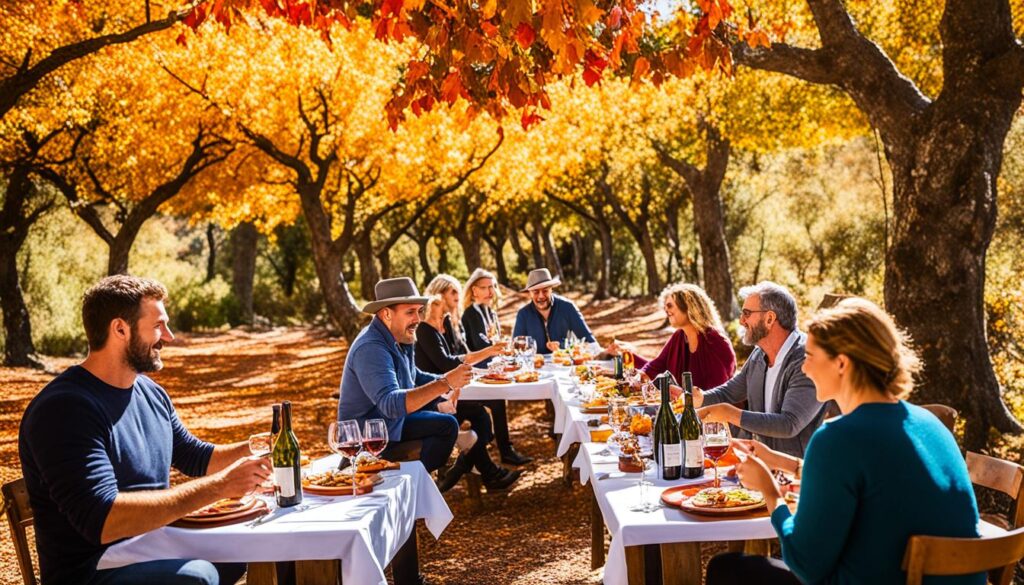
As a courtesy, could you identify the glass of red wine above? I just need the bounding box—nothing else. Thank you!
[329,420,363,496]
[363,419,388,459]
[703,421,731,488]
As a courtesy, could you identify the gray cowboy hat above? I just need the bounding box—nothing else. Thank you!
[362,277,430,314]
[521,268,562,292]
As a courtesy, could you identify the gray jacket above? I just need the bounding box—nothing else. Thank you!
[702,331,833,457]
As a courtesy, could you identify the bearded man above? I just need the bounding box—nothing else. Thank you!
[688,281,832,457]
[19,275,270,585]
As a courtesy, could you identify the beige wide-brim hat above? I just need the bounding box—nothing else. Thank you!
[362,277,430,314]
[521,268,562,292]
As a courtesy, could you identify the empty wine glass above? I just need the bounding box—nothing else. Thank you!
[248,432,272,457]
[363,419,388,459]
[329,420,363,496]
[703,421,732,488]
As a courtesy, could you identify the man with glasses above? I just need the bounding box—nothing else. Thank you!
[687,281,832,457]
[512,268,595,354]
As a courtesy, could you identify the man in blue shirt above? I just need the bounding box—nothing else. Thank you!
[18,276,270,585]
[512,268,596,354]
[337,277,472,473]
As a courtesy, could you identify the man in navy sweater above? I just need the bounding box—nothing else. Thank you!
[18,276,270,585]
[512,268,595,354]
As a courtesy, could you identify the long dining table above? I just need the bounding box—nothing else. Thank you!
[97,458,452,585]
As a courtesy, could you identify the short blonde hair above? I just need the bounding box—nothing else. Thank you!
[462,268,500,312]
[807,297,921,399]
[658,282,725,335]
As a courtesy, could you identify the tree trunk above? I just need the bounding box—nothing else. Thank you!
[483,231,509,284]
[378,248,393,280]
[354,235,381,301]
[456,231,483,272]
[524,222,545,268]
[0,243,40,367]
[537,219,563,279]
[231,221,258,325]
[885,103,1021,449]
[205,223,217,283]
[570,233,582,280]
[595,225,611,300]
[579,232,595,284]
[508,226,530,273]
[437,238,449,274]
[107,229,138,276]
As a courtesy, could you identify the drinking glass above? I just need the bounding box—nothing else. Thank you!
[248,432,272,457]
[329,420,363,496]
[608,396,630,431]
[703,421,732,488]
[630,436,657,513]
[363,419,388,458]
[521,337,537,370]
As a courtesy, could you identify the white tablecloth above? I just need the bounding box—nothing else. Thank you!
[575,442,777,585]
[461,369,568,431]
[554,382,602,457]
[98,458,452,585]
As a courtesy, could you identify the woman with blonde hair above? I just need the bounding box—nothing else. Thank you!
[707,298,982,585]
[424,274,471,355]
[457,268,532,465]
[415,293,521,492]
[609,282,735,389]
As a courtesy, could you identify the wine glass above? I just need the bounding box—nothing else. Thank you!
[329,420,363,496]
[248,432,272,457]
[703,421,732,488]
[363,419,388,459]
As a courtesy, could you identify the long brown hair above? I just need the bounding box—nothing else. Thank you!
[807,297,921,399]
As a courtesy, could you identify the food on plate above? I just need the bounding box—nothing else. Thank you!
[582,396,608,410]
[501,362,520,373]
[533,355,546,369]
[354,453,397,473]
[480,372,512,384]
[689,487,764,509]
[513,371,540,383]
[629,413,653,436]
[552,350,573,366]
[189,497,253,517]
[303,470,377,488]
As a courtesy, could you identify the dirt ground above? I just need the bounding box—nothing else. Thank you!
[0,291,673,585]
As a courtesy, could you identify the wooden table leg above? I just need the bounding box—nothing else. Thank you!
[562,442,580,486]
[590,484,606,569]
[295,560,341,585]
[661,542,702,585]
[247,562,279,585]
[625,545,646,585]
[744,538,773,556]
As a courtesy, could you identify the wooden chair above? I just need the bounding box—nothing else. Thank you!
[968,451,1024,530]
[2,478,38,585]
[903,526,1024,585]
[921,403,959,433]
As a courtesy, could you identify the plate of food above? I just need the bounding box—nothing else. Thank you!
[580,396,609,413]
[302,470,383,495]
[662,486,766,515]
[353,453,401,474]
[478,372,512,384]
[513,371,541,383]
[174,496,268,527]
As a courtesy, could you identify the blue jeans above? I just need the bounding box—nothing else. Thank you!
[384,410,458,472]
[90,559,246,585]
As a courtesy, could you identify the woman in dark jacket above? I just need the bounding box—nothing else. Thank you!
[456,269,533,466]
[417,280,522,491]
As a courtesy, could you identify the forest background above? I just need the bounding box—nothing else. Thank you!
[2,0,1024,455]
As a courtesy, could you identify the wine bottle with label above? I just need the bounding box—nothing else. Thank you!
[653,372,682,480]
[272,401,303,507]
[680,372,704,479]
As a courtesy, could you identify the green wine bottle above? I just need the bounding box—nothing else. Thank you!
[680,372,704,479]
[272,401,303,507]
[653,372,682,480]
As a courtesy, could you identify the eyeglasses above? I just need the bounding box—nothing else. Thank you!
[740,308,768,319]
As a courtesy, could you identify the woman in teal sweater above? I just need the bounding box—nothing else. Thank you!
[707,298,983,585]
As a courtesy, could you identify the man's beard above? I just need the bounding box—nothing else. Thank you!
[534,298,551,310]
[126,329,163,373]
[741,321,769,346]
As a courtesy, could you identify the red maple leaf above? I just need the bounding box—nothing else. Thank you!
[520,110,543,130]
[513,23,536,50]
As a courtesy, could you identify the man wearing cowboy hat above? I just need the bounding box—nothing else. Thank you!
[512,268,596,354]
[337,277,473,473]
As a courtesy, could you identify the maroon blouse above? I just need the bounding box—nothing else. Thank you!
[635,327,736,390]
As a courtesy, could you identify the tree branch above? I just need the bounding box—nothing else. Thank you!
[1,9,189,120]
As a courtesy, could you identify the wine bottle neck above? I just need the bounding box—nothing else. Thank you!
[281,403,293,432]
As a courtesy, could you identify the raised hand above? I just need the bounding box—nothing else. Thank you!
[444,363,473,389]
[216,456,271,499]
